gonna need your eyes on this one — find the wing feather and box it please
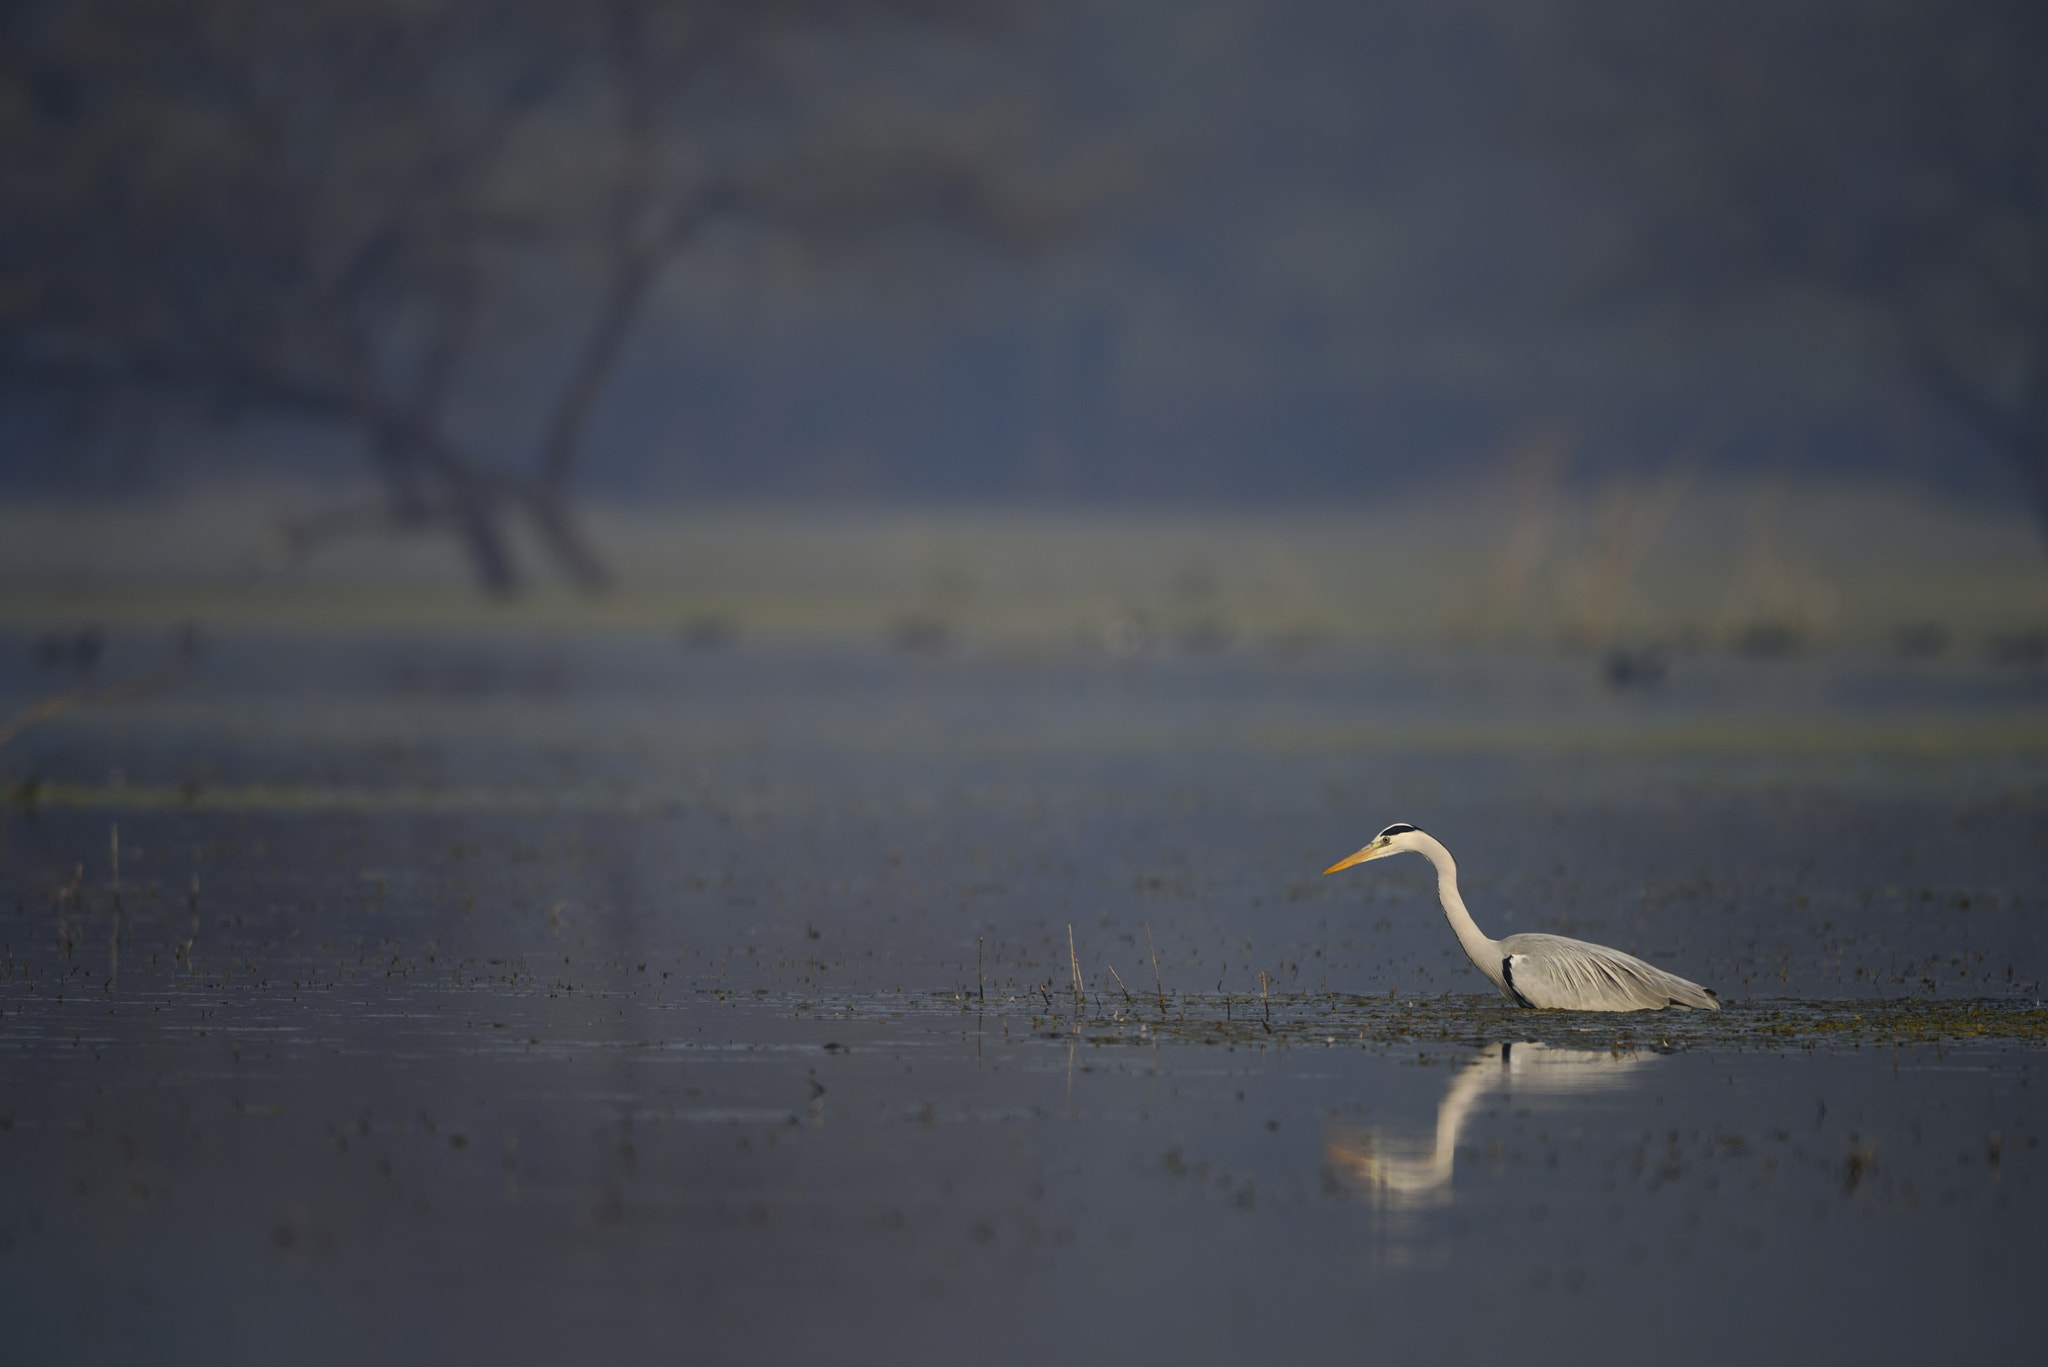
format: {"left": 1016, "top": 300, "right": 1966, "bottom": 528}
{"left": 1500, "top": 933, "right": 1719, "bottom": 1011}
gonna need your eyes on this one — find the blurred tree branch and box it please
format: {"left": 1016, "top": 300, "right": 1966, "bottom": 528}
{"left": 0, "top": 626, "right": 195, "bottom": 751}
{"left": 1549, "top": 0, "right": 2048, "bottom": 538}
{"left": 0, "top": 0, "right": 1064, "bottom": 592}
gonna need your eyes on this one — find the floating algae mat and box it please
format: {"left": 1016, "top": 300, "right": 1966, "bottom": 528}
{"left": 2, "top": 626, "right": 2047, "bottom": 1364}
{"left": 945, "top": 992, "right": 2048, "bottom": 1052}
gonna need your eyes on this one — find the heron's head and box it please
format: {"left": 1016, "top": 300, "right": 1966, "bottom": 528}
{"left": 1323, "top": 822, "right": 1423, "bottom": 874}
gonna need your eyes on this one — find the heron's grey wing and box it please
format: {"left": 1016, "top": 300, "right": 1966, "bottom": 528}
{"left": 1500, "top": 934, "right": 1720, "bottom": 1012}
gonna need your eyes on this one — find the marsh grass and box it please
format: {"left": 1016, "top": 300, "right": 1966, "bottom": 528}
{"left": 791, "top": 989, "right": 2048, "bottom": 1054}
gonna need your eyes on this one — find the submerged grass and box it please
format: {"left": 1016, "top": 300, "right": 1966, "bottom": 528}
{"left": 844, "top": 990, "right": 2048, "bottom": 1053}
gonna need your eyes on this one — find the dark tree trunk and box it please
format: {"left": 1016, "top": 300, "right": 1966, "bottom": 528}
{"left": 457, "top": 500, "right": 519, "bottom": 597}
{"left": 524, "top": 492, "right": 610, "bottom": 593}
{"left": 369, "top": 414, "right": 522, "bottom": 596}
{"left": 2022, "top": 437, "right": 2048, "bottom": 554}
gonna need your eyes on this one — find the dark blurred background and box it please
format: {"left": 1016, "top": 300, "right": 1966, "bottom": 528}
{"left": 6, "top": 12, "right": 2048, "bottom": 1357}
{"left": 2, "top": 0, "right": 2047, "bottom": 595}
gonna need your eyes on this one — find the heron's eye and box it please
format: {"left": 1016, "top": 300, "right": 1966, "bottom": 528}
{"left": 1376, "top": 823, "right": 1417, "bottom": 839}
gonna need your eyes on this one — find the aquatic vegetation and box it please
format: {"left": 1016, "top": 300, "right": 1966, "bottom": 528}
{"left": 818, "top": 990, "right": 2048, "bottom": 1054}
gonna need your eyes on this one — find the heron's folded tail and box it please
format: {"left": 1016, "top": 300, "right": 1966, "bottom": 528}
{"left": 1666, "top": 980, "right": 1721, "bottom": 1010}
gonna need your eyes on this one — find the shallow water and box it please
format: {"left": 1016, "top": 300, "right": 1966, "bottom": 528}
{"left": 1, "top": 628, "right": 2044, "bottom": 1362}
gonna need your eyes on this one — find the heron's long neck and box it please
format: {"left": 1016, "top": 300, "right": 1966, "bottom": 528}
{"left": 1414, "top": 834, "right": 1498, "bottom": 971}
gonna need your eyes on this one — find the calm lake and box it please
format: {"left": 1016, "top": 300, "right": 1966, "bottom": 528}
{"left": 2, "top": 624, "right": 2044, "bottom": 1363}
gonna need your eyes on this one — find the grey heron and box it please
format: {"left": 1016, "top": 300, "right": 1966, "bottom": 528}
{"left": 1325, "top": 824, "right": 1720, "bottom": 1011}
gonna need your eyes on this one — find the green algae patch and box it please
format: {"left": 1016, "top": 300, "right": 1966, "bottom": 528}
{"left": 909, "top": 992, "right": 2048, "bottom": 1054}
{"left": 1741, "top": 999, "right": 2048, "bottom": 1046}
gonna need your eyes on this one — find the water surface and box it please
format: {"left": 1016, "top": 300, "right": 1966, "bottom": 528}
{"left": 1, "top": 627, "right": 2043, "bottom": 1362}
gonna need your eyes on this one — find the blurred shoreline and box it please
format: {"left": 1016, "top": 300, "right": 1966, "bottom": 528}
{"left": 0, "top": 479, "right": 2042, "bottom": 657}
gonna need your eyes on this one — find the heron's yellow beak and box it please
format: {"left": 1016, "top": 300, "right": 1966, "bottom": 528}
{"left": 1323, "top": 842, "right": 1387, "bottom": 875}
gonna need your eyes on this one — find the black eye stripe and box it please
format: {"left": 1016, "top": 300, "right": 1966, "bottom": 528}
{"left": 1376, "top": 823, "right": 1418, "bottom": 839}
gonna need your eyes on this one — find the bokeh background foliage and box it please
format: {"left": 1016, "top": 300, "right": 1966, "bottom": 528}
{"left": 4, "top": 0, "right": 2048, "bottom": 600}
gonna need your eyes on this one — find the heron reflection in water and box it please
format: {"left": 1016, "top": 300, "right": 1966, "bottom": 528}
{"left": 1326, "top": 1042, "right": 1654, "bottom": 1206}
